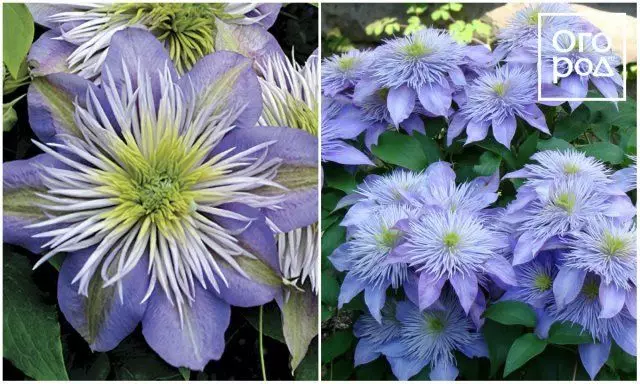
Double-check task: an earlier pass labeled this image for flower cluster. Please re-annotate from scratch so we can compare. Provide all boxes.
[329,150,635,380]
[5,3,318,373]
[321,3,623,157]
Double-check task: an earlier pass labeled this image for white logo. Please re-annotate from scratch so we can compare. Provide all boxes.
[551,30,615,84]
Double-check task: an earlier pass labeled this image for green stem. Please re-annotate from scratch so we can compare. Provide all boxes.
[259,305,267,381]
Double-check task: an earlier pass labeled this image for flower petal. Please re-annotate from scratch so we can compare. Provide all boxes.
[214,20,284,69]
[484,256,517,287]
[598,282,626,319]
[28,30,76,76]
[446,113,468,146]
[142,287,230,370]
[450,272,478,314]
[58,247,149,351]
[388,356,427,381]
[214,126,318,233]
[611,320,636,356]
[553,266,587,309]
[26,4,79,27]
[534,308,555,339]
[520,104,550,134]
[338,272,365,308]
[3,154,62,254]
[464,118,490,145]
[354,339,381,366]
[400,113,425,135]
[579,340,611,380]
[365,284,388,323]
[418,82,451,117]
[492,114,517,148]
[323,142,373,166]
[625,289,637,319]
[387,86,415,127]
[179,51,261,129]
[429,360,459,381]
[418,272,445,310]
[591,76,620,99]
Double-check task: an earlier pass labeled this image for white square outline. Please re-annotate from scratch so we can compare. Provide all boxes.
[537,12,627,102]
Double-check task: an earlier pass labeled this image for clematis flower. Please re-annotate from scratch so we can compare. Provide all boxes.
[3,28,317,370]
[352,300,403,367]
[321,97,373,166]
[27,3,282,79]
[554,218,636,318]
[322,49,372,99]
[383,293,488,380]
[501,251,559,309]
[612,155,637,193]
[329,204,418,322]
[549,274,636,379]
[447,65,550,148]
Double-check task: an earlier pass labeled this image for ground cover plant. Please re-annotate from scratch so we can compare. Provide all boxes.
[321,3,637,380]
[3,2,318,380]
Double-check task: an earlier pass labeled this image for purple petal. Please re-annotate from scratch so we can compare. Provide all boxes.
[505,46,537,64]
[553,266,587,309]
[484,257,517,287]
[142,287,230,370]
[328,105,370,139]
[103,28,177,101]
[449,67,467,86]
[26,4,79,27]
[539,83,572,106]
[429,360,459,381]
[560,74,588,99]
[214,126,317,232]
[179,51,261,129]
[353,77,378,105]
[598,282,626,319]
[425,161,456,186]
[492,114,517,148]
[400,113,425,135]
[469,290,487,330]
[591,76,620,99]
[3,154,63,254]
[365,284,388,323]
[418,272,445,310]
[354,339,381,366]
[214,204,280,307]
[28,73,109,143]
[214,21,284,69]
[418,82,452,117]
[387,86,416,127]
[534,308,554,339]
[604,195,636,219]
[324,141,374,166]
[626,289,636,319]
[464,118,490,145]
[378,340,405,357]
[328,243,352,272]
[446,113,468,146]
[459,338,489,358]
[338,272,365,308]
[403,273,420,307]
[251,4,282,29]
[520,104,550,134]
[58,247,148,351]
[388,357,427,381]
[341,201,376,228]
[28,30,76,76]
[513,232,546,265]
[612,167,636,193]
[611,320,636,356]
[364,122,387,149]
[579,340,611,380]
[384,242,411,265]
[450,272,478,314]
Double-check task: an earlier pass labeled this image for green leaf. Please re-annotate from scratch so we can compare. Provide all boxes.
[321,330,354,363]
[449,3,463,12]
[371,131,428,171]
[484,301,536,327]
[109,336,182,380]
[3,247,69,380]
[3,3,34,78]
[294,341,318,380]
[321,223,345,269]
[281,289,318,373]
[321,304,334,322]
[473,151,501,176]
[325,166,356,193]
[483,320,524,378]
[178,367,190,380]
[321,271,340,306]
[244,302,285,343]
[552,107,590,141]
[547,321,595,345]
[517,132,539,166]
[580,142,625,165]
[414,132,442,164]
[3,100,18,132]
[537,137,573,151]
[355,358,388,380]
[68,353,110,380]
[606,342,637,373]
[504,333,547,377]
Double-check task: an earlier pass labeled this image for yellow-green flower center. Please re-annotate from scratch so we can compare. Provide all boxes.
[581,280,600,300]
[534,273,552,291]
[425,314,445,333]
[563,163,580,174]
[600,232,628,258]
[443,232,461,248]
[404,41,431,57]
[493,82,507,96]
[555,192,577,214]
[377,227,400,248]
[338,57,356,71]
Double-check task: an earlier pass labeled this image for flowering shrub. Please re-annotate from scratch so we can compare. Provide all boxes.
[321,3,636,381]
[3,3,318,380]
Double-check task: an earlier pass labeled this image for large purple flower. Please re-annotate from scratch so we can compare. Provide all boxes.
[447,65,550,148]
[321,97,373,166]
[3,28,317,370]
[321,49,372,99]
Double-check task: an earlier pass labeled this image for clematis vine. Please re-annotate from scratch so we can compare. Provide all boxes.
[4,27,317,370]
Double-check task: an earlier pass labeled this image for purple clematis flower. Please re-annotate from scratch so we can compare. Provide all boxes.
[27,3,283,80]
[382,292,488,381]
[322,49,372,100]
[3,28,317,370]
[500,251,560,309]
[321,97,373,166]
[447,65,550,148]
[352,300,403,367]
[549,274,636,379]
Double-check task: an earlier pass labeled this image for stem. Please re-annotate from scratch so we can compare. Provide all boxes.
[572,359,578,380]
[259,305,267,381]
